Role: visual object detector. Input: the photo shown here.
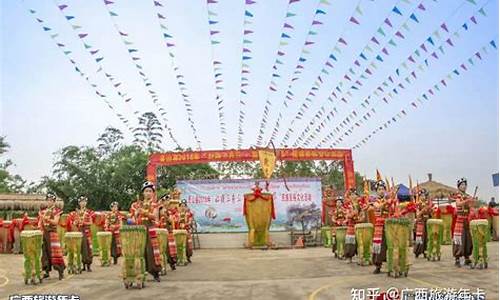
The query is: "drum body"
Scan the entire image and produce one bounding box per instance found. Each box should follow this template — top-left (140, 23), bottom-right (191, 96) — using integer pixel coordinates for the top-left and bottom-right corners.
top-left (492, 215), bottom-right (499, 241)
top-left (64, 232), bottom-right (83, 274)
top-left (385, 218), bottom-right (411, 277)
top-left (97, 231), bottom-right (112, 266)
top-left (57, 214), bottom-right (68, 253)
top-left (334, 226), bottom-right (347, 259)
top-left (120, 225), bottom-right (147, 288)
top-left (321, 226), bottom-right (332, 248)
top-left (469, 219), bottom-right (489, 267)
top-left (20, 230), bottom-right (43, 283)
top-left (355, 223), bottom-right (373, 265)
top-left (439, 210), bottom-right (453, 245)
top-left (426, 219), bottom-right (443, 261)
top-left (155, 228), bottom-right (169, 275)
top-left (174, 229), bottom-right (188, 266)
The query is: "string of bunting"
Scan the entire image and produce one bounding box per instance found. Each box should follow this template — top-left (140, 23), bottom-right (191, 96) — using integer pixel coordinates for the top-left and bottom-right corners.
top-left (269, 0), bottom-right (365, 146)
top-left (55, 0), bottom-right (137, 121)
top-left (290, 0), bottom-right (436, 147)
top-left (306, 0), bottom-right (479, 147)
top-left (206, 0), bottom-right (228, 149)
top-left (255, 0), bottom-right (330, 146)
top-left (153, 0), bottom-right (203, 150)
top-left (351, 39), bottom-right (497, 149)
top-left (320, 1), bottom-right (490, 147)
top-left (273, 0), bottom-right (372, 146)
top-left (237, 0), bottom-right (258, 149)
top-left (102, 0), bottom-right (181, 149)
top-left (25, 7), bottom-right (135, 135)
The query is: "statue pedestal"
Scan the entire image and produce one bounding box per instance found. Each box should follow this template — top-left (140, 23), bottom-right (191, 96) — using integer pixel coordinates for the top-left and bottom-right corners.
top-left (243, 192), bottom-right (275, 248)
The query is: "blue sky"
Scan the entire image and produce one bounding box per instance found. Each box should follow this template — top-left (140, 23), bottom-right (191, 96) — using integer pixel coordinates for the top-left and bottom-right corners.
top-left (1, 0), bottom-right (498, 199)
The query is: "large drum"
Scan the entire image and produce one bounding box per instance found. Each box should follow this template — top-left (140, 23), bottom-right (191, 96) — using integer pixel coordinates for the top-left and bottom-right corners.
top-left (57, 214), bottom-right (68, 253)
top-left (174, 229), bottom-right (188, 266)
top-left (120, 225), bottom-right (146, 289)
top-left (355, 223), bottom-right (373, 266)
top-left (426, 219), bottom-right (443, 261)
top-left (155, 228), bottom-right (168, 275)
top-left (385, 218), bottom-right (411, 277)
top-left (491, 215), bottom-right (499, 241)
top-left (438, 207), bottom-right (453, 245)
top-left (334, 226), bottom-right (347, 259)
top-left (321, 226), bottom-right (332, 247)
top-left (469, 219), bottom-right (489, 269)
top-left (20, 230), bottom-right (43, 285)
top-left (97, 231), bottom-right (112, 267)
top-left (65, 232), bottom-right (83, 274)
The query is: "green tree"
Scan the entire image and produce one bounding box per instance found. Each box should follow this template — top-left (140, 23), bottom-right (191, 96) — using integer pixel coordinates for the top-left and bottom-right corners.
top-left (133, 112), bottom-right (164, 153)
top-left (0, 136), bottom-right (26, 193)
top-left (97, 126), bottom-right (124, 157)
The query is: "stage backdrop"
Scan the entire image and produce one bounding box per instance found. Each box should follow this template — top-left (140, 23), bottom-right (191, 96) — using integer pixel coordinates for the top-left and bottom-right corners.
top-left (176, 177), bottom-right (322, 233)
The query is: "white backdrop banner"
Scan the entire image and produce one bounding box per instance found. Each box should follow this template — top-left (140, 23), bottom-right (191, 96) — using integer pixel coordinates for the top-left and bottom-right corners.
top-left (176, 177), bottom-right (322, 233)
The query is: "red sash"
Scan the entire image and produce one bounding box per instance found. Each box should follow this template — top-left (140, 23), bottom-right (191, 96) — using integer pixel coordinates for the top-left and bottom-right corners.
top-left (372, 217), bottom-right (385, 254)
top-left (83, 227), bottom-right (93, 256)
top-left (167, 232), bottom-right (177, 259)
top-left (49, 231), bottom-right (65, 266)
top-left (113, 231), bottom-right (122, 256)
top-left (453, 215), bottom-right (465, 245)
top-left (415, 221), bottom-right (424, 244)
top-left (148, 228), bottom-right (162, 267)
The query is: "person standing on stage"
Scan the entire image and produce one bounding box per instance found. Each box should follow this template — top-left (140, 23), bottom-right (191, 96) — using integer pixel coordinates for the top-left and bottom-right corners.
top-left (413, 188), bottom-right (432, 258)
top-left (344, 189), bottom-right (361, 263)
top-left (179, 199), bottom-right (194, 263)
top-left (372, 179), bottom-right (393, 274)
top-left (130, 181), bottom-right (162, 282)
top-left (450, 178), bottom-right (475, 267)
top-left (105, 201), bottom-right (123, 265)
top-left (38, 193), bottom-right (66, 280)
top-left (68, 196), bottom-right (95, 272)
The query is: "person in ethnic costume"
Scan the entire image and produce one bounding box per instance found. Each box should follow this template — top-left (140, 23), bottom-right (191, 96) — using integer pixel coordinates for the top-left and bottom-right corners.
top-left (38, 193), bottom-right (65, 280)
top-left (344, 189), bottom-right (361, 263)
top-left (158, 193), bottom-right (177, 271)
top-left (413, 188), bottom-right (433, 258)
top-left (179, 199), bottom-right (194, 263)
top-left (105, 201), bottom-right (123, 265)
top-left (68, 196), bottom-right (95, 272)
top-left (450, 178), bottom-right (474, 267)
top-left (130, 181), bottom-right (162, 282)
top-left (371, 179), bottom-right (394, 274)
top-left (332, 196), bottom-right (347, 259)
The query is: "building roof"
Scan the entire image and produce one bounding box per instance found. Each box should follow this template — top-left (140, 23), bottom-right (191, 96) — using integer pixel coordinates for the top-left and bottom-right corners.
top-left (0, 193), bottom-right (64, 211)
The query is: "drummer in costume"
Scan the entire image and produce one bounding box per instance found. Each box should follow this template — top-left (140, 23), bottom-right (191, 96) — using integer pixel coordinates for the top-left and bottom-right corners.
top-left (159, 193), bottom-right (178, 271)
top-left (68, 196), bottom-right (95, 272)
top-left (38, 193), bottom-right (65, 280)
top-left (413, 188), bottom-right (433, 258)
top-left (371, 178), bottom-right (394, 274)
top-left (105, 201), bottom-right (123, 265)
top-left (332, 196), bottom-right (347, 259)
top-left (343, 189), bottom-right (361, 263)
top-left (179, 199), bottom-right (194, 263)
top-left (354, 182), bottom-right (373, 266)
top-left (450, 178), bottom-right (474, 267)
top-left (130, 181), bottom-right (162, 282)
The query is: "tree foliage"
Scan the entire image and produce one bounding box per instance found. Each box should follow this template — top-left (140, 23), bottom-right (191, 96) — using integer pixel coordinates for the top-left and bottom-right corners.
top-left (0, 136), bottom-right (27, 193)
top-left (133, 112), bottom-right (164, 153)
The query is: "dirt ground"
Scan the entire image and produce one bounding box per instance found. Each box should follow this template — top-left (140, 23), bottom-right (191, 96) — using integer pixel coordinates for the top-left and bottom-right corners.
top-left (0, 243), bottom-right (498, 300)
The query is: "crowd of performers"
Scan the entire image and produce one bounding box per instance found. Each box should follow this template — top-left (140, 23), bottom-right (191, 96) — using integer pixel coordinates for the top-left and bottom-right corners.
top-left (21, 181), bottom-right (194, 287)
top-left (328, 175), bottom-right (497, 278)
